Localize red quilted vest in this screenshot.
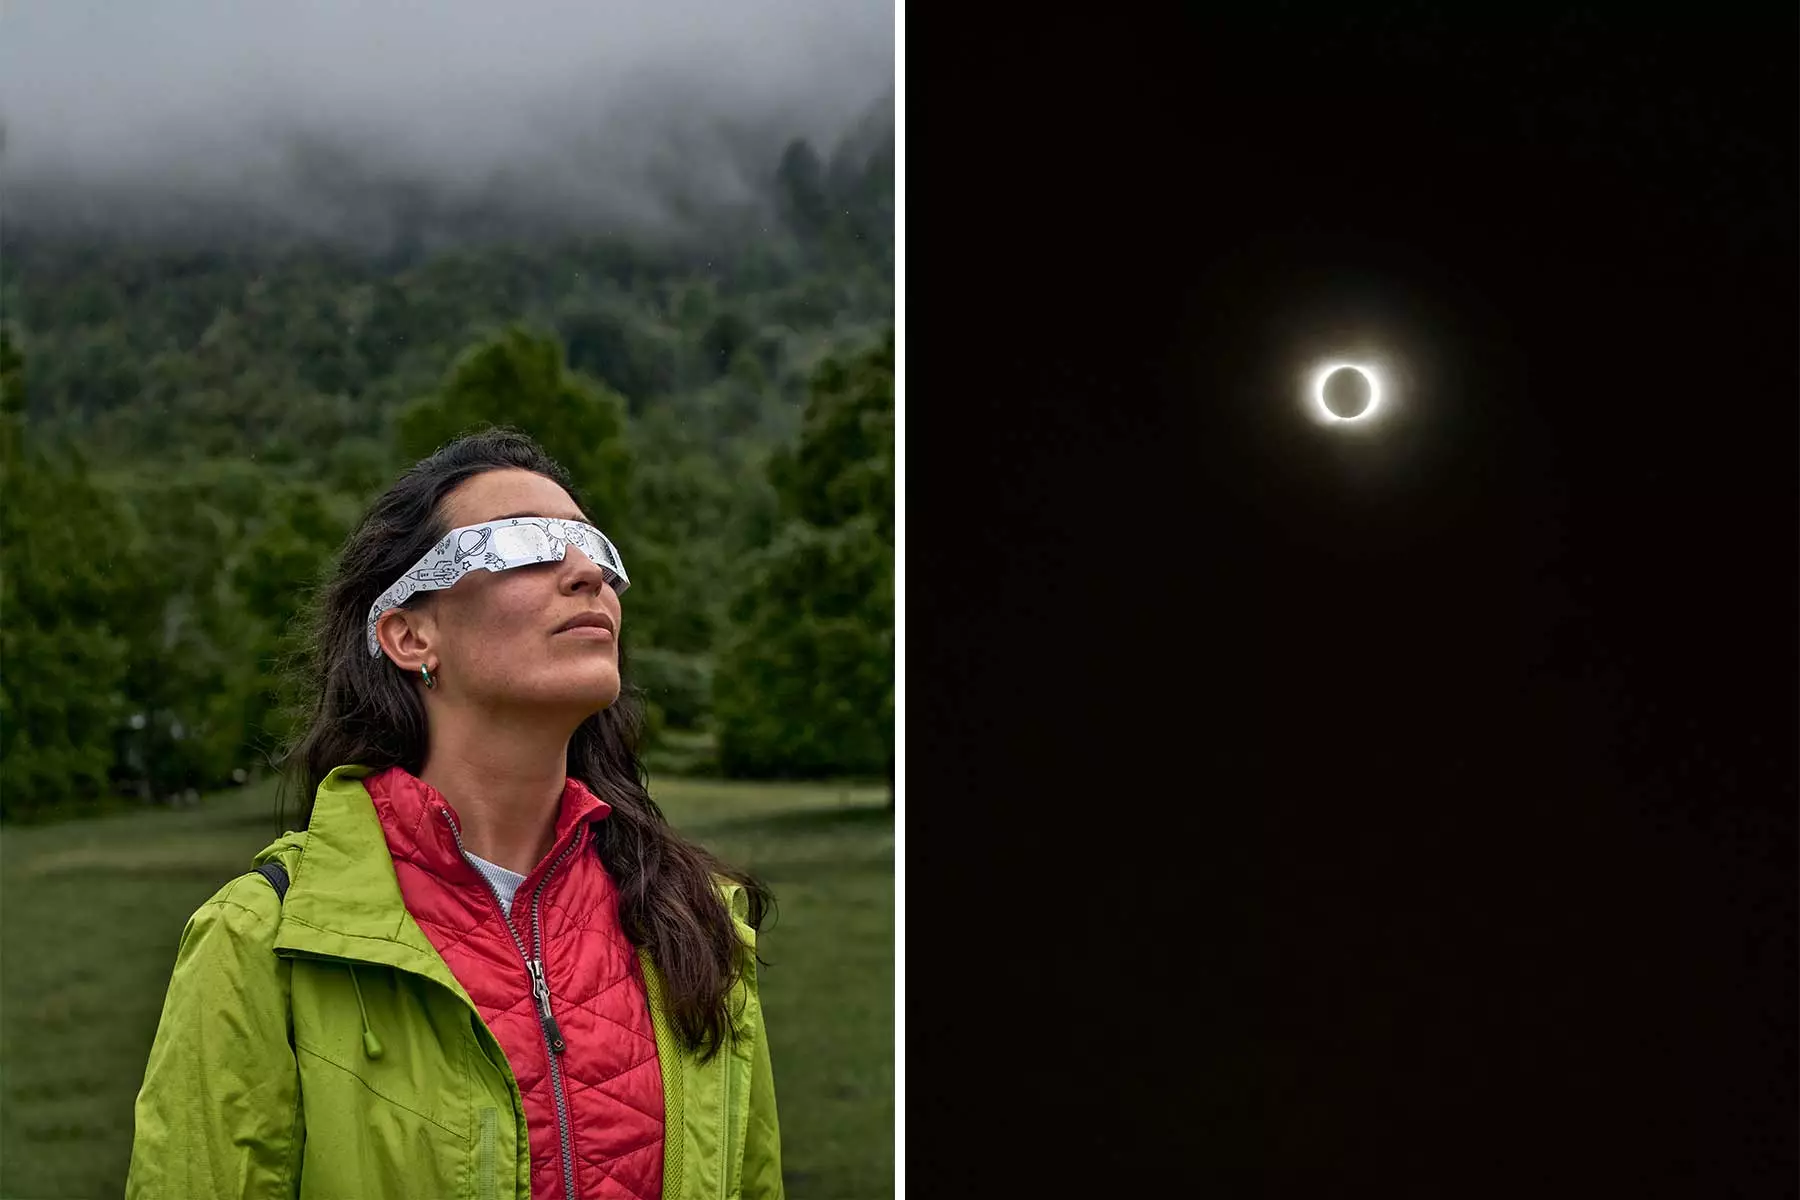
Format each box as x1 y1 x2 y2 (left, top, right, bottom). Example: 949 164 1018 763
364 767 665 1200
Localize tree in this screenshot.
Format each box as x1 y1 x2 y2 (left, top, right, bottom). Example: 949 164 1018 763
232 480 358 752
0 332 140 816
105 463 274 801
1 120 895 799
713 332 893 784
775 139 830 236
397 326 634 534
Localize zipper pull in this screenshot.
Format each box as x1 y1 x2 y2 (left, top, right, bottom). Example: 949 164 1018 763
527 957 567 1055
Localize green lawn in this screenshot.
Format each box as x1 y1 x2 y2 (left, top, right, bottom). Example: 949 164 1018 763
0 776 893 1199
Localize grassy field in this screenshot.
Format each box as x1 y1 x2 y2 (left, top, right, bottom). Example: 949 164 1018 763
0 776 893 1200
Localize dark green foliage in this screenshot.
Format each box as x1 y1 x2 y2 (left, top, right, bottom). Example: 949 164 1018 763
230 481 360 750
398 326 634 534
629 646 716 735
715 335 894 781
560 305 676 410
776 140 832 236
769 337 896 534
101 462 338 801
0 332 140 816
0 126 894 816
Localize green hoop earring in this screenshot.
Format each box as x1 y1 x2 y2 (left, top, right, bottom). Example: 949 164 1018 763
420 664 436 690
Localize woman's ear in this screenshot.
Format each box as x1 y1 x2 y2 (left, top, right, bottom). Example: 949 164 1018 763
376 607 438 671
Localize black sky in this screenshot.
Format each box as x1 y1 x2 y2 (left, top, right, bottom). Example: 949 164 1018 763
911 7 1795 1195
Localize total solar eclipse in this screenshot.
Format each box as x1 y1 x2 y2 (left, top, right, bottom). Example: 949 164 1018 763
1313 363 1381 422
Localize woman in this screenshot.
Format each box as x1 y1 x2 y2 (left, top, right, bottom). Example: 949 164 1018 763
127 429 782 1200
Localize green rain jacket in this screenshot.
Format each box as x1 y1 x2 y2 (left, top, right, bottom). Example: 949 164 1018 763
126 765 784 1200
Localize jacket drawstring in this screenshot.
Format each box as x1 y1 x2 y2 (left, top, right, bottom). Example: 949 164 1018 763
347 965 384 1060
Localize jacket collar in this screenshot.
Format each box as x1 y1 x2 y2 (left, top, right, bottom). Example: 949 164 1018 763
362 763 612 894
262 765 454 990
261 764 607 996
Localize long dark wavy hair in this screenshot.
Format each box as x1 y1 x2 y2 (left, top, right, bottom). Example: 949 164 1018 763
281 427 769 1058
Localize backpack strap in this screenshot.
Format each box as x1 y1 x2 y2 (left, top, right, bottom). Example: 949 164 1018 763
253 860 291 902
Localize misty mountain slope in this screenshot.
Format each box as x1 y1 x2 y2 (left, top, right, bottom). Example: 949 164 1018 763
1 120 893 474
0 0 893 238
0 0 895 801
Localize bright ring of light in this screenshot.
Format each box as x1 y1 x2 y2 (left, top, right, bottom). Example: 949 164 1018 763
1312 363 1382 422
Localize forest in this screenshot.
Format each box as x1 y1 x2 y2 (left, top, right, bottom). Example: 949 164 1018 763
0 110 895 819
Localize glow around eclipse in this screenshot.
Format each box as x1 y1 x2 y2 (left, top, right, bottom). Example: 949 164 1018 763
1312 362 1382 422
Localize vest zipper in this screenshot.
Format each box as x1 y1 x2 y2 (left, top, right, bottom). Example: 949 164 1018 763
441 808 584 1200
530 848 583 1199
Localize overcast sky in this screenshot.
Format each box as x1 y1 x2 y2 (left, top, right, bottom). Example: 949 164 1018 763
0 0 894 237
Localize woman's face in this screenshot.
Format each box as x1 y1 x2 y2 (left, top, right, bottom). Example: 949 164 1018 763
411 468 623 717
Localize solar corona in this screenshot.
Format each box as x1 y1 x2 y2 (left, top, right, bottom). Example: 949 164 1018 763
1312 362 1381 423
